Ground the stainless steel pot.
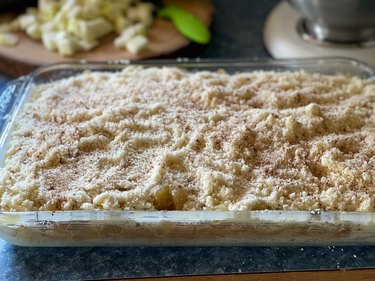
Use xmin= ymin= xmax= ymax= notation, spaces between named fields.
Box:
xmin=287 ymin=0 xmax=375 ymax=44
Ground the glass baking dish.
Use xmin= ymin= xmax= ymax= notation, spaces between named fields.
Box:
xmin=0 ymin=58 xmax=374 ymax=247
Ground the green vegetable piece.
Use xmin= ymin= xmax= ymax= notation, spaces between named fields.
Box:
xmin=158 ymin=5 xmax=211 ymax=44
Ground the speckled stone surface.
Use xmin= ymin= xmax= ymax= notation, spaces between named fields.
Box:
xmin=1 ymin=239 xmax=375 ymax=281
xmin=1 ymin=1 xmax=375 ymax=280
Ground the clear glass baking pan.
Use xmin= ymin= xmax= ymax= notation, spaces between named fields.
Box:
xmin=0 ymin=58 xmax=374 ymax=247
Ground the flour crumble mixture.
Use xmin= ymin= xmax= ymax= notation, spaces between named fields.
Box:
xmin=0 ymin=66 xmax=374 ymax=211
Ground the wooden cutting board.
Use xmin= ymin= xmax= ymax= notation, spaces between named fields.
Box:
xmin=100 ymin=268 xmax=375 ymax=281
xmin=0 ymin=0 xmax=213 ymax=77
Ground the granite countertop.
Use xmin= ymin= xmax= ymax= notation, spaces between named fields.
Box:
xmin=0 ymin=1 xmax=375 ymax=280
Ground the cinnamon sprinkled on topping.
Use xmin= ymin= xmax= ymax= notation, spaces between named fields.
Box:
xmin=0 ymin=66 xmax=374 ymax=211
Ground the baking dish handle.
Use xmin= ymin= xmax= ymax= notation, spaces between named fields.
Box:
xmin=0 ymin=76 xmax=28 ymax=117
xmin=0 ymin=76 xmax=28 ymax=147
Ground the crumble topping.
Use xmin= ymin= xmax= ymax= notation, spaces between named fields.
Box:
xmin=0 ymin=66 xmax=374 ymax=211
